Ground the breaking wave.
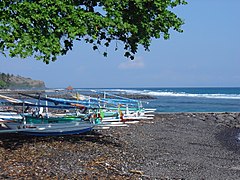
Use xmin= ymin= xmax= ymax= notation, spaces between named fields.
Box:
xmin=72 ymin=88 xmax=240 ymax=100
xmin=110 ymin=89 xmax=240 ymax=100
xmin=143 ymin=91 xmax=240 ymax=99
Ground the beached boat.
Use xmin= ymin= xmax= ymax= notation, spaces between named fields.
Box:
xmin=0 ymin=111 xmax=23 ymax=120
xmin=0 ymin=91 xmax=155 ymax=136
xmin=18 ymin=91 xmax=155 ymax=118
xmin=23 ymin=114 xmax=83 ymax=124
xmin=2 ymin=120 xmax=94 ymax=136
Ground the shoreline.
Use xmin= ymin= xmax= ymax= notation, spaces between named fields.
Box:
xmin=0 ymin=112 xmax=240 ymax=179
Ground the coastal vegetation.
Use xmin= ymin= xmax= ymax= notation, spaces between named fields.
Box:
xmin=1 ymin=0 xmax=187 ymax=63
xmin=0 ymin=73 xmax=45 ymax=89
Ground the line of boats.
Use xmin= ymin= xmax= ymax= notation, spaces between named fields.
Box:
xmin=0 ymin=91 xmax=156 ymax=136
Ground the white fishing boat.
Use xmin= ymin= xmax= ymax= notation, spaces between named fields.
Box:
xmin=0 ymin=111 xmax=23 ymax=120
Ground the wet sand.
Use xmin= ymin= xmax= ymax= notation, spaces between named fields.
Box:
xmin=1 ymin=112 xmax=240 ymax=179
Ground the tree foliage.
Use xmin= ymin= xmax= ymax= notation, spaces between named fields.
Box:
xmin=0 ymin=80 xmax=7 ymax=89
xmin=0 ymin=0 xmax=187 ymax=64
xmin=0 ymin=73 xmax=10 ymax=88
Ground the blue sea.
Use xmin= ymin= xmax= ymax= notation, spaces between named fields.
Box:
xmin=72 ymin=87 xmax=240 ymax=113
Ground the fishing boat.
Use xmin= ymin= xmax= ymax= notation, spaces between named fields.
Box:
xmin=23 ymin=113 xmax=84 ymax=124
xmin=0 ymin=112 xmax=129 ymax=136
xmin=0 ymin=94 xmax=128 ymax=135
xmin=1 ymin=120 xmax=94 ymax=136
xmin=0 ymin=94 xmax=94 ymax=136
xmin=0 ymin=90 xmax=156 ymax=136
xmin=0 ymin=111 xmax=23 ymax=120
xmin=76 ymin=91 xmax=156 ymax=121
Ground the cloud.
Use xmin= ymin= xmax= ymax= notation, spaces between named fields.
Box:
xmin=118 ymin=57 xmax=145 ymax=70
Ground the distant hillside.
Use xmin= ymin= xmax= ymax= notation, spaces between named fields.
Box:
xmin=0 ymin=73 xmax=45 ymax=89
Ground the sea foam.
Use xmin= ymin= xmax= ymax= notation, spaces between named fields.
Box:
xmin=110 ymin=89 xmax=240 ymax=100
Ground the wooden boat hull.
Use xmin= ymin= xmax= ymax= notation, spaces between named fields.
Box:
xmin=24 ymin=114 xmax=83 ymax=124
xmin=3 ymin=121 xmax=93 ymax=136
xmin=19 ymin=126 xmax=93 ymax=136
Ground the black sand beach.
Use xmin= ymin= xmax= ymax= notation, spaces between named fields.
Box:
xmin=1 ymin=112 xmax=240 ymax=179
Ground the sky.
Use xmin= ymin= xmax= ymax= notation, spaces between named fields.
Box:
xmin=1 ymin=0 xmax=240 ymax=88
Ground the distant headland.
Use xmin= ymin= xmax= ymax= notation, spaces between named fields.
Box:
xmin=0 ymin=73 xmax=45 ymax=89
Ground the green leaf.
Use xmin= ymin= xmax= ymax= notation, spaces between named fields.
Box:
xmin=103 ymin=52 xmax=108 ymax=57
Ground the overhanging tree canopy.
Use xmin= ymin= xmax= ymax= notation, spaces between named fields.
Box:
xmin=0 ymin=0 xmax=187 ymax=64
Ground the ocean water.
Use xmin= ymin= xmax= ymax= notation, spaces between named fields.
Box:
xmin=73 ymin=87 xmax=240 ymax=113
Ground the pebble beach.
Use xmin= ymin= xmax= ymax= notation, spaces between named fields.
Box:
xmin=1 ymin=112 xmax=240 ymax=179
